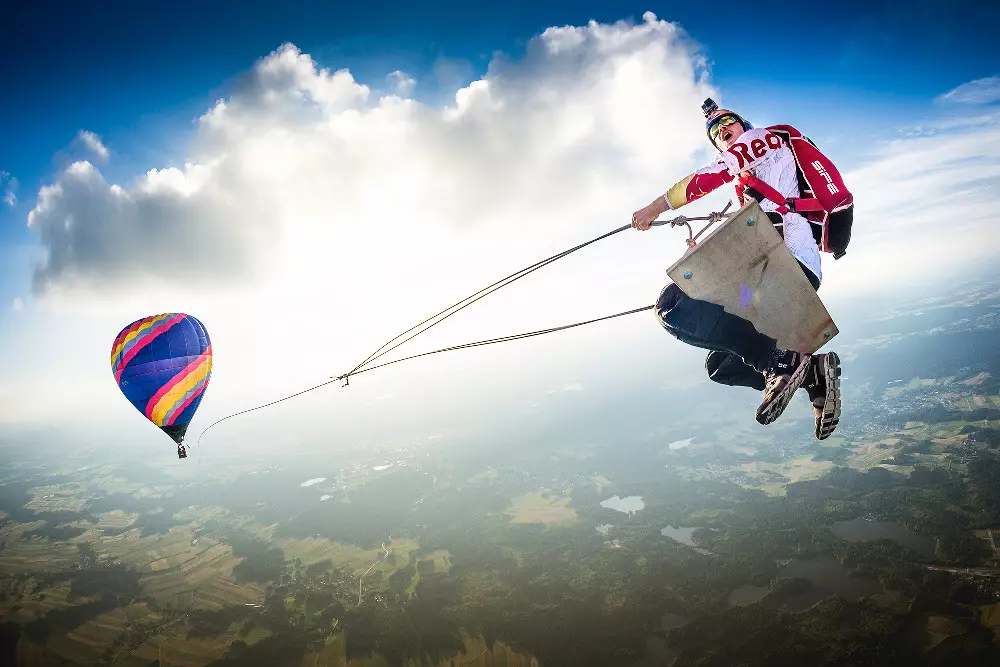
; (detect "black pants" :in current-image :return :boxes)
[655,260,821,391]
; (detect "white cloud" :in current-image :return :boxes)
[76,130,110,160]
[11,297,23,312]
[388,70,415,97]
[27,15,713,303]
[26,159,275,294]
[1,170,16,207]
[547,382,584,394]
[9,12,1000,444]
[937,75,1000,104]
[819,107,1000,303]
[11,12,719,435]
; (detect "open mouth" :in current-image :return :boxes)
[720,127,734,143]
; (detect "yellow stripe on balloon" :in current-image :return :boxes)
[149,357,213,427]
[110,313,173,365]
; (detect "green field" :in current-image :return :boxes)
[505,492,578,525]
[279,535,420,574]
[297,631,538,667]
[45,606,135,665]
[95,511,138,531]
[24,485,89,513]
[139,542,265,609]
[0,581,76,624]
[736,457,835,496]
[0,524,79,576]
[126,630,245,667]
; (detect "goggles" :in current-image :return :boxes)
[708,115,741,142]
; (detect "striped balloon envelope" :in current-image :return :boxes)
[111,313,212,457]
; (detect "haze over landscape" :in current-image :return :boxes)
[2,2,1000,665]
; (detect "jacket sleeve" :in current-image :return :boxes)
[663,157,735,210]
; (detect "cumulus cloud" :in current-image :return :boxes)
[27,160,279,294]
[76,130,110,160]
[25,12,715,300]
[937,75,1000,104]
[18,12,1000,438]
[388,70,415,97]
[547,382,584,394]
[1,170,17,207]
[821,108,1000,298]
[8,12,728,435]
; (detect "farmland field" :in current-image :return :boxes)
[278,535,419,573]
[505,492,578,525]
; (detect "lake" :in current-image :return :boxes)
[728,585,769,607]
[660,525,701,547]
[830,518,935,558]
[631,612,687,666]
[772,554,879,612]
[600,495,644,514]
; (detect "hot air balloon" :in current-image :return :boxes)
[111,313,212,459]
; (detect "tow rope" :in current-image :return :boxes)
[195,204,732,445]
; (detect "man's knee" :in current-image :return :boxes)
[705,350,765,391]
[655,283,687,329]
[705,350,728,380]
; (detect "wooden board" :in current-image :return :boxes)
[665,200,838,354]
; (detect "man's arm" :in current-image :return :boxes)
[632,159,735,231]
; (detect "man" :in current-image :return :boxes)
[631,100,842,439]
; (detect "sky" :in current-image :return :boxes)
[1,1,999,460]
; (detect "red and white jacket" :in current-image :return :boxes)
[663,127,824,282]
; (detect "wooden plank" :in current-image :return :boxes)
[665,200,838,354]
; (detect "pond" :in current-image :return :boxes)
[600,495,644,515]
[632,612,687,666]
[830,518,935,558]
[771,554,879,612]
[660,525,702,547]
[728,585,769,607]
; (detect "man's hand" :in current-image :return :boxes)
[631,197,668,231]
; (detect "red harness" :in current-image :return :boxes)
[737,173,826,215]
[735,125,854,258]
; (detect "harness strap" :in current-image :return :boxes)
[738,174,824,214]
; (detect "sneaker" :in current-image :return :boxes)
[756,350,812,425]
[805,352,842,440]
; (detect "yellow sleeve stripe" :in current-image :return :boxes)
[665,175,694,210]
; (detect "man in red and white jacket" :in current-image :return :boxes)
[631,101,843,439]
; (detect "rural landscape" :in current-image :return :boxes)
[2,271,1000,666]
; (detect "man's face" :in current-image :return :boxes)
[710,115,745,150]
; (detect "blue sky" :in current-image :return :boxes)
[3,0,994,297]
[4,0,998,197]
[1,1,999,448]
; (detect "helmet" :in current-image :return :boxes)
[702,98,752,148]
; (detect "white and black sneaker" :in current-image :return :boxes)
[806,352,842,440]
[755,349,812,425]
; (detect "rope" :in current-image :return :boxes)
[192,206,731,447]
[196,377,341,447]
[337,304,655,379]
[342,222,635,378]
[193,304,654,447]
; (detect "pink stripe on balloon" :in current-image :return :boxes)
[163,375,210,426]
[114,313,187,383]
[144,346,212,419]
